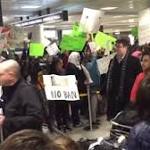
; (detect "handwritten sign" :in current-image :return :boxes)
[97,53,115,74]
[43,75,80,101]
[46,43,59,56]
[80,8,104,33]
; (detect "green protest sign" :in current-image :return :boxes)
[60,35,86,52]
[29,43,44,57]
[71,23,85,37]
[59,22,87,52]
[95,32,116,51]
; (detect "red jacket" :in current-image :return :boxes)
[130,72,145,103]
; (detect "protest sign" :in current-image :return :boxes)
[59,35,86,52]
[46,43,59,56]
[29,43,44,57]
[95,32,116,51]
[43,75,80,101]
[97,53,115,74]
[80,8,104,33]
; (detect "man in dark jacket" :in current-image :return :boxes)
[106,39,142,120]
[0,59,43,139]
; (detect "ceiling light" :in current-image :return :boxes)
[129,5,134,9]
[129,0,133,4]
[114,30,120,35]
[100,7,118,11]
[128,19,134,22]
[21,5,40,9]
[113,15,123,18]
[129,4,134,9]
[115,32,120,35]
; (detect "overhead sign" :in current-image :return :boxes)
[43,75,80,101]
[13,10,68,27]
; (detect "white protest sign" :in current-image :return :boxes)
[88,42,100,52]
[43,75,80,101]
[139,8,150,45]
[80,8,104,33]
[97,53,115,74]
[46,43,60,56]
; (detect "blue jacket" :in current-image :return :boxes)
[126,121,150,150]
[85,56,100,89]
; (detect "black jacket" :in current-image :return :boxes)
[1,79,43,138]
[66,63,86,92]
[107,55,142,119]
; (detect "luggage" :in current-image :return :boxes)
[110,110,140,138]
[87,136,126,150]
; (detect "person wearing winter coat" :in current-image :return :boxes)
[66,52,92,127]
[127,76,150,150]
[0,60,43,139]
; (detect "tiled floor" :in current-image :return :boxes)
[66,115,111,141]
[48,115,112,141]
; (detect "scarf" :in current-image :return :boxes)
[106,51,129,101]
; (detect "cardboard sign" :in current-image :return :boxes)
[95,32,116,55]
[95,32,116,50]
[46,43,59,56]
[59,35,86,52]
[29,43,44,57]
[88,42,100,52]
[97,53,115,74]
[80,8,104,33]
[43,75,80,101]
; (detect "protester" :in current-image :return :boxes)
[50,57,70,131]
[84,47,101,125]
[106,39,142,120]
[0,129,62,150]
[0,60,43,139]
[130,49,150,103]
[127,76,150,149]
[66,52,92,127]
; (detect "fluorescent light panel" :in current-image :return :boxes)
[21,5,40,9]
[101,7,118,10]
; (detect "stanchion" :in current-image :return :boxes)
[87,84,93,131]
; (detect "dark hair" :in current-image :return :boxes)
[141,49,150,62]
[0,129,62,150]
[116,39,129,47]
[136,76,150,120]
[50,56,63,74]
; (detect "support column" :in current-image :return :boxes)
[0,0,3,26]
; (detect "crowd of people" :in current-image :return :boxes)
[0,38,150,149]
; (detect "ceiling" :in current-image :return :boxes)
[1,0,150,32]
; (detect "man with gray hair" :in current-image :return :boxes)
[0,59,43,139]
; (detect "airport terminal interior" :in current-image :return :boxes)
[0,0,150,150]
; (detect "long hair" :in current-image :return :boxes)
[136,76,150,120]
